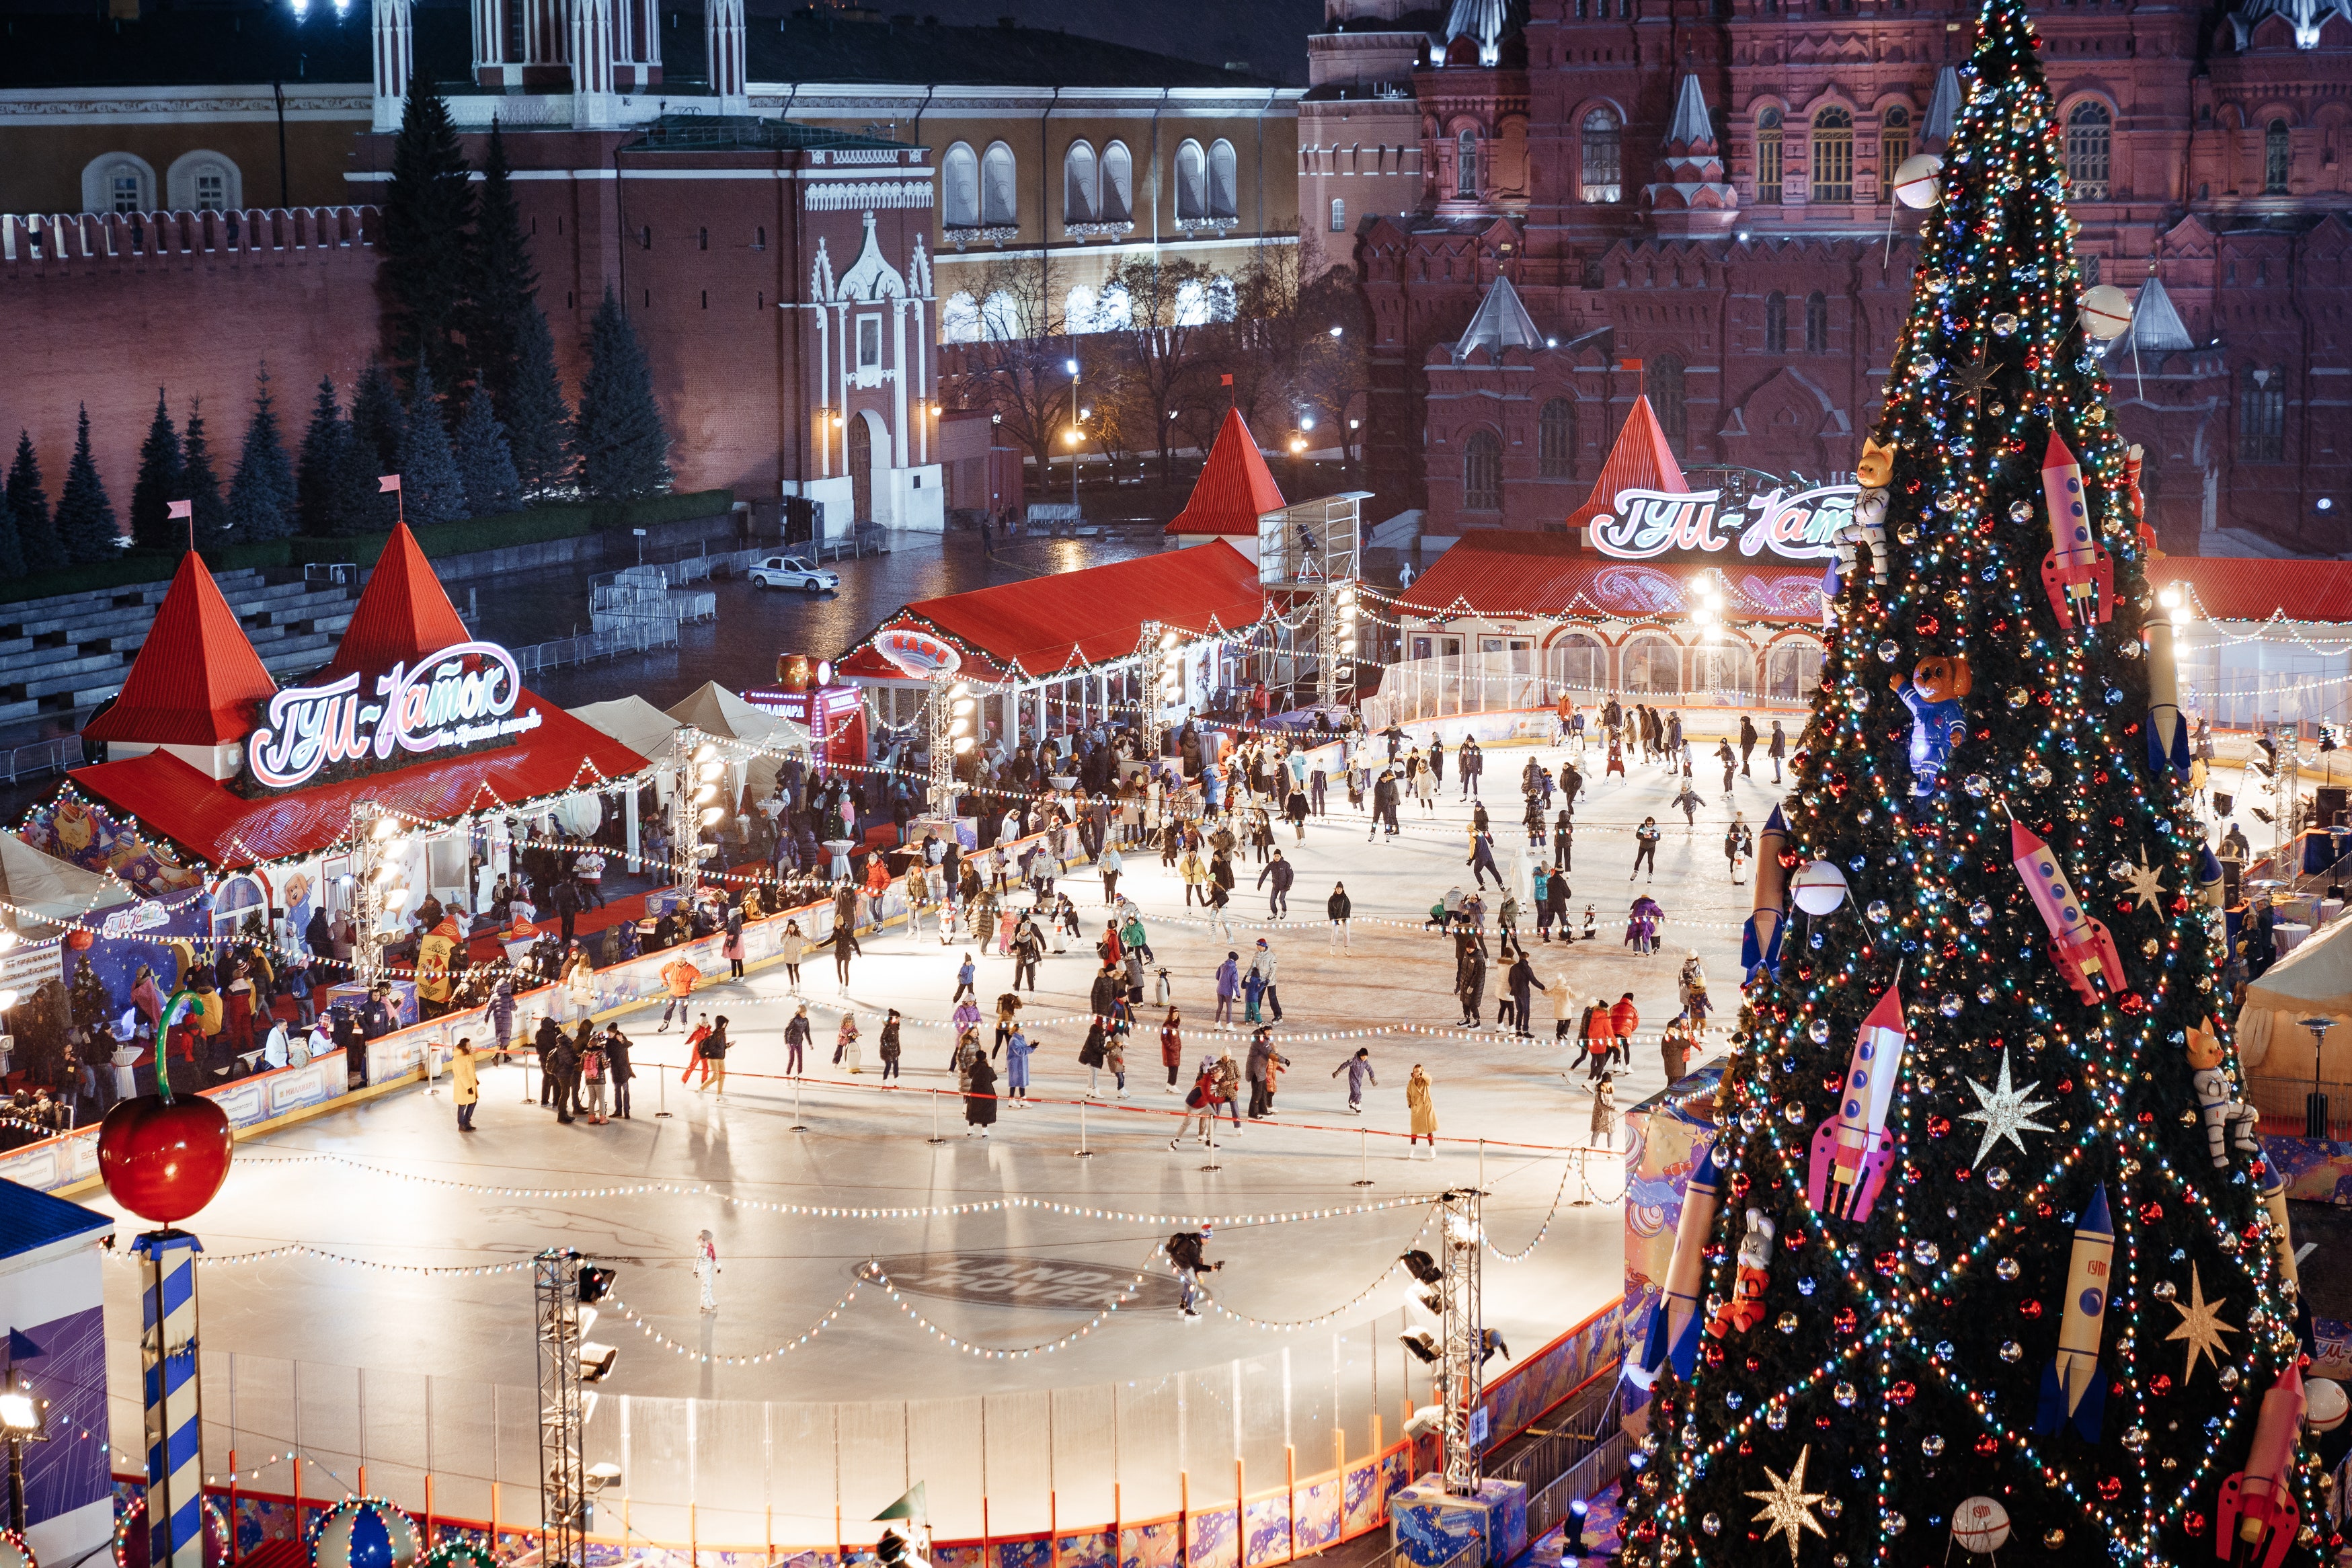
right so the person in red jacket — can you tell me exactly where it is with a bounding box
[1608,992,1640,1073]
[658,954,701,1030]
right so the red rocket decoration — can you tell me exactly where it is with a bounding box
[2010,818,2131,1006]
[2037,432,2114,627]
[2218,1360,2305,1568]
[1806,976,1907,1224]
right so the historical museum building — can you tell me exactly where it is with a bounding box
[0,0,1298,522]
[1333,0,2352,553]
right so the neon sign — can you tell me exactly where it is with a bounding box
[243,640,544,791]
[1587,484,1862,563]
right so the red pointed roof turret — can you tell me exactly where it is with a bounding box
[84,552,278,746]
[1563,396,1691,536]
[1167,408,1287,537]
[324,520,472,679]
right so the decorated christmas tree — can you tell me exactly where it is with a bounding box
[1612,2,2324,1565]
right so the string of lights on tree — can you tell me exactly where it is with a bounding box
[1608,0,2316,1563]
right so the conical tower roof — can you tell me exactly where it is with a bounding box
[323,521,472,678]
[84,552,278,746]
[2103,274,2196,360]
[1563,396,1690,535]
[1167,408,1287,537]
[1454,274,1546,362]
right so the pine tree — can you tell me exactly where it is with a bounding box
[180,399,232,552]
[296,375,346,537]
[54,405,120,563]
[506,299,574,498]
[471,119,539,420]
[0,471,23,582]
[379,87,477,399]
[574,289,671,504]
[8,432,63,576]
[128,388,184,555]
[454,391,522,517]
[350,361,407,477]
[398,362,469,528]
[1614,3,2314,1565]
[227,362,297,541]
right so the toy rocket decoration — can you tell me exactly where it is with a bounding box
[2147,615,2191,780]
[2198,843,2227,908]
[2218,1360,2305,1568]
[1632,1145,1721,1388]
[2033,1185,2114,1442]
[1806,976,1907,1224]
[2010,818,2131,1005]
[2037,432,2115,628]
[1742,806,1790,982]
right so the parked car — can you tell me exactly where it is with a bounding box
[748,555,841,592]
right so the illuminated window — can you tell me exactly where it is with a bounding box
[1811,106,1854,202]
[1580,108,1622,202]
[1755,108,1782,204]
[2066,102,2111,198]
[1881,106,1910,177]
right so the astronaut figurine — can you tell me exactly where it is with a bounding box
[1837,486,1891,587]
[1891,654,1973,799]
[2187,1019,2261,1169]
[1707,1206,1777,1339]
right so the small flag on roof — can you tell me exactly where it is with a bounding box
[167,500,192,520]
[379,474,402,493]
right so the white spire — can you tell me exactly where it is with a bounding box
[1665,73,1714,148]
[1924,67,1961,149]
[2229,0,2352,47]
[2103,274,2197,361]
[370,0,412,132]
[707,0,748,104]
[1454,274,1544,362]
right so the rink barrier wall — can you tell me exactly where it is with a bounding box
[95,1304,1624,1568]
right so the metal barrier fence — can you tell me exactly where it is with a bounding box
[506,621,682,676]
[1523,1429,1631,1552]
[1362,660,1811,730]
[0,735,81,783]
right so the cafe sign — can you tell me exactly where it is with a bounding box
[1588,483,1862,563]
[244,640,543,791]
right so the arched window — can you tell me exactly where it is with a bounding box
[1754,108,1782,204]
[167,151,241,212]
[1331,196,1347,231]
[1456,128,1480,198]
[1805,290,1829,352]
[1580,108,1622,202]
[1764,290,1787,353]
[81,152,156,215]
[980,143,1018,227]
[1692,643,1754,698]
[1538,398,1577,477]
[1208,139,1240,219]
[1095,282,1133,331]
[1811,106,1854,202]
[1650,354,1687,450]
[1175,141,1208,221]
[1462,430,1503,510]
[1066,284,1099,334]
[2239,365,2285,463]
[943,143,980,229]
[980,290,1021,341]
[2066,102,2112,198]
[1881,106,1911,175]
[1548,631,1607,692]
[1622,633,1682,695]
[1064,141,1098,225]
[940,290,981,344]
[1101,141,1134,223]
[2267,119,2291,194]
[1765,637,1825,701]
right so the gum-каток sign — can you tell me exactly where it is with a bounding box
[243,639,545,791]
[1589,483,1862,562]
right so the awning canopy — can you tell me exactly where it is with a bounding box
[666,682,812,751]
[0,828,132,939]
[570,695,688,759]
[837,540,1267,686]
[1397,531,1825,624]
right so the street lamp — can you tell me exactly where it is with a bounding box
[1066,358,1082,510]
[1,1372,51,1534]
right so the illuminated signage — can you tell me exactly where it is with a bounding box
[874,629,963,678]
[244,640,544,791]
[99,900,171,938]
[1587,484,1862,563]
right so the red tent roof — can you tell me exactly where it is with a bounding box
[83,552,278,746]
[2156,556,2352,623]
[1166,409,1286,537]
[1397,531,1825,622]
[1562,397,1689,535]
[838,540,1265,684]
[324,521,473,678]
[67,699,648,866]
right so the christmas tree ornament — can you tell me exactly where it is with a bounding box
[2037,432,2115,628]
[2033,1185,2113,1442]
[1633,1143,1721,1388]
[2146,613,2191,780]
[1958,1048,2056,1167]
[97,1087,233,1224]
[1892,152,1945,208]
[2078,283,2135,341]
[1707,1207,1778,1339]
[1893,656,1973,799]
[1743,806,1791,981]
[1943,346,2000,411]
[2187,1021,2260,1169]
[1806,978,1908,1224]
[0,1529,36,1568]
[2218,1361,2305,1568]
[2008,816,2129,1005]
[1855,436,1897,487]
[1745,1446,1830,1565]
[1951,1496,2010,1555]
[2162,1262,2238,1382]
[1789,859,1849,917]
[308,1499,420,1568]
[2120,847,2166,912]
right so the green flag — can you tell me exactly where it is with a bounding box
[873,1483,927,1524]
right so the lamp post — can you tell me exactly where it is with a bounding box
[3,1364,54,1534]
[1066,358,1081,510]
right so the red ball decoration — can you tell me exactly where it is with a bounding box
[66,928,94,950]
[98,1093,232,1225]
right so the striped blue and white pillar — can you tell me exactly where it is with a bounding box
[133,1232,206,1568]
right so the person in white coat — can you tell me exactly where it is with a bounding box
[694,1228,721,1312]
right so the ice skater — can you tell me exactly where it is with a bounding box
[694,1228,721,1312]
[1167,1227,1222,1321]
[1331,1046,1376,1113]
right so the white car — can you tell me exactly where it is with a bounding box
[748,555,840,592]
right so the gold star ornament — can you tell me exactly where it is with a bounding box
[2123,847,2165,914]
[2165,1262,2238,1382]
[1959,1047,2057,1169]
[1745,1444,1830,1565]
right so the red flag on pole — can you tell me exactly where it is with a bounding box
[378,475,401,492]
[166,500,192,519]
[1220,375,1233,385]
[1617,358,1644,371]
